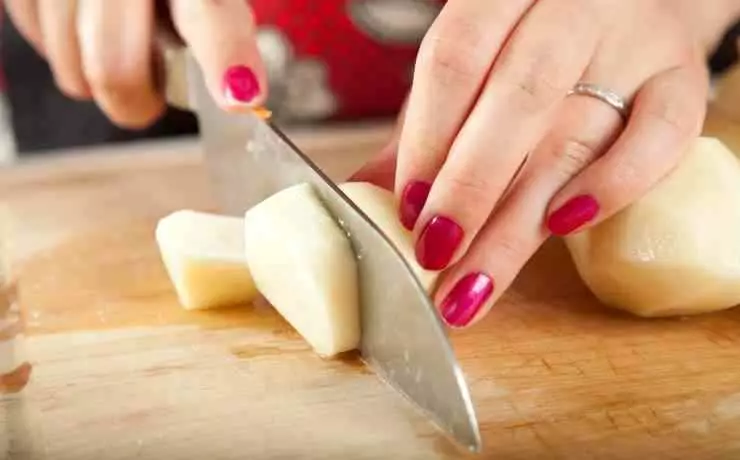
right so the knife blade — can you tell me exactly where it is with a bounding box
[166,50,481,452]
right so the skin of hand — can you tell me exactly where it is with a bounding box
[5,0,268,129]
[353,0,740,328]
[9,0,739,330]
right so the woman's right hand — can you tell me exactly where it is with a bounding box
[5,0,268,128]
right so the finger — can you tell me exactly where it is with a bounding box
[349,141,398,191]
[37,0,90,99]
[410,0,597,271]
[77,0,165,128]
[546,65,708,236]
[395,0,534,228]
[350,96,410,190]
[169,0,268,111]
[5,0,44,55]
[434,93,624,328]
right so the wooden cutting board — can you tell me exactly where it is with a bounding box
[2,92,740,459]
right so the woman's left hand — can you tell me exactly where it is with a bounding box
[354,0,733,328]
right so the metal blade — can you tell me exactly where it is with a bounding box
[182,55,481,452]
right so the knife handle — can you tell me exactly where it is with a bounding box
[157,45,192,112]
[152,1,193,112]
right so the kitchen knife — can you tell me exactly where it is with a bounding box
[164,49,482,452]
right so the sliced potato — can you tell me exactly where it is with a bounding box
[155,210,257,310]
[565,137,740,317]
[339,181,438,291]
[243,183,360,357]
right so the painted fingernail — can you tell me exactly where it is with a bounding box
[547,195,600,235]
[441,272,494,328]
[415,216,464,270]
[223,65,260,105]
[400,181,431,230]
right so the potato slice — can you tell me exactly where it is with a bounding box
[565,137,740,317]
[155,210,258,310]
[243,183,359,357]
[339,182,438,291]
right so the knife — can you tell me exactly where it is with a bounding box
[163,47,482,453]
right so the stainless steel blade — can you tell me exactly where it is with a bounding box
[177,53,481,452]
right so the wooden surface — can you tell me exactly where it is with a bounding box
[2,88,740,459]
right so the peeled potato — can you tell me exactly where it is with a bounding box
[155,210,258,310]
[243,183,360,357]
[565,137,740,317]
[339,182,438,292]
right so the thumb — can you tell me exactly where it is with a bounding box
[349,95,408,190]
[349,137,398,191]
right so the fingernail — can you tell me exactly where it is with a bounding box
[441,272,494,328]
[415,216,464,270]
[223,65,260,105]
[400,181,431,230]
[547,195,600,235]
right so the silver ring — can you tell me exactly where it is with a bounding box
[567,83,630,119]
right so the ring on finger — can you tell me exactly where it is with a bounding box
[567,82,631,119]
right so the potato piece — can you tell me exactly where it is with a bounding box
[565,137,740,317]
[155,210,258,310]
[243,183,359,357]
[339,182,438,291]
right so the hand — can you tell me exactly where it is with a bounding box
[5,0,267,128]
[356,0,738,328]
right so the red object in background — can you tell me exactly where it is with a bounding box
[0,1,444,114]
[250,0,443,121]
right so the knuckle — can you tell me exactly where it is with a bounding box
[644,95,700,136]
[407,130,447,164]
[641,66,706,138]
[512,71,563,113]
[54,77,91,101]
[86,65,144,98]
[440,170,493,204]
[492,232,531,266]
[501,54,570,114]
[553,137,598,178]
[46,55,91,100]
[418,18,488,86]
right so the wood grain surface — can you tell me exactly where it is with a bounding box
[1,78,740,459]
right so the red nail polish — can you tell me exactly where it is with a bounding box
[441,273,494,328]
[415,216,464,270]
[400,181,431,230]
[223,65,260,104]
[547,195,599,236]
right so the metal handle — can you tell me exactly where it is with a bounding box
[157,41,194,112]
[153,4,197,113]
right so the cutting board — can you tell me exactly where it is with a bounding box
[2,93,740,459]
